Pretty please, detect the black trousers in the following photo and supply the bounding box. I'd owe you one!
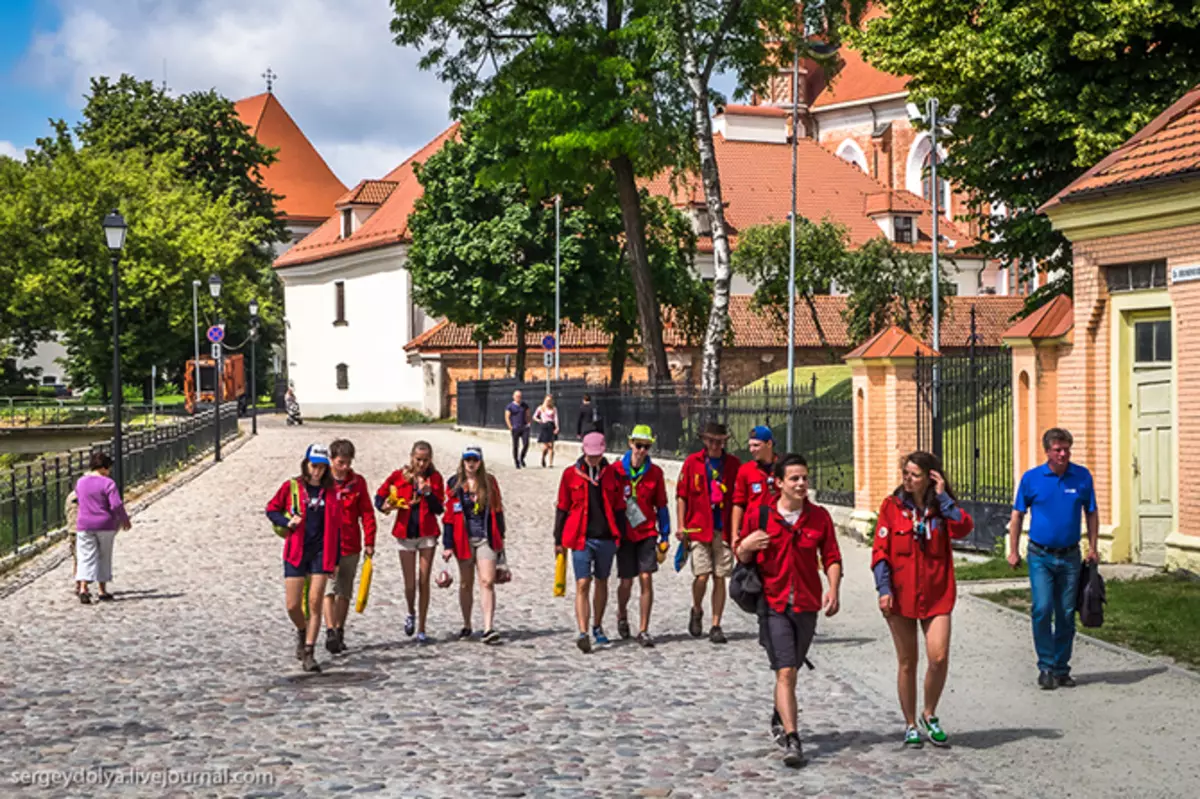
[511,427,530,465]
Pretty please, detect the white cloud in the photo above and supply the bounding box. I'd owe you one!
[0,141,26,161]
[18,0,453,182]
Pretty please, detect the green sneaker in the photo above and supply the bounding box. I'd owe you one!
[903,725,923,748]
[919,715,949,747]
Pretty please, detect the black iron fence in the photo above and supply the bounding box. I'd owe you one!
[0,399,188,429]
[0,403,239,556]
[456,375,855,506]
[916,326,1013,550]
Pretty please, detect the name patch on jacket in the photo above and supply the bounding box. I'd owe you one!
[752,483,763,494]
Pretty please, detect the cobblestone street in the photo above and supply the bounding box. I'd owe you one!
[1,420,1196,798]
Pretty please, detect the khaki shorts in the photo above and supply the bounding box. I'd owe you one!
[395,536,437,552]
[467,537,498,562]
[691,538,733,578]
[327,552,360,598]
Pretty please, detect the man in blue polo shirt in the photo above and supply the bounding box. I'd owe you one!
[1008,427,1099,690]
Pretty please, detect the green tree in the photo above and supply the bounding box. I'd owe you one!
[391,1,691,382]
[838,237,953,344]
[852,0,1200,311]
[731,218,850,361]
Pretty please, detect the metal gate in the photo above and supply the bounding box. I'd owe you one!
[915,312,1013,550]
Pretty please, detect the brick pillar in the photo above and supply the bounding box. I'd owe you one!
[844,327,934,538]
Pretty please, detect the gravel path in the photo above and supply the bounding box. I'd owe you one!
[1,418,1195,798]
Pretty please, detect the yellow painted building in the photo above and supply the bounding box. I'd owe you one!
[1040,85,1200,572]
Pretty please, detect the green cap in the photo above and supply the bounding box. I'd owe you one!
[629,424,656,443]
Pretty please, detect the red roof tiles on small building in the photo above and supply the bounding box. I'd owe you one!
[845,325,937,360]
[337,180,399,207]
[1002,294,1073,340]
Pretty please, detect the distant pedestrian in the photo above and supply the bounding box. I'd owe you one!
[1008,428,1099,690]
[676,421,741,643]
[73,451,131,604]
[735,454,842,768]
[554,431,628,653]
[443,446,506,644]
[265,443,343,673]
[872,451,974,748]
[730,426,780,553]
[611,425,669,647]
[506,390,532,469]
[533,395,560,468]
[323,439,377,655]
[577,394,602,437]
[376,441,445,644]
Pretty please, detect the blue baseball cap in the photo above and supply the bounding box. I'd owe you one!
[306,443,331,465]
[462,447,483,460]
[749,425,773,443]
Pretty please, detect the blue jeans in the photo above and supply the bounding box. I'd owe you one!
[572,539,616,581]
[1027,543,1081,675]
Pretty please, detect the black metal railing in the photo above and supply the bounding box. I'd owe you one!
[0,403,239,556]
[916,309,1014,550]
[456,376,855,506]
[0,399,188,429]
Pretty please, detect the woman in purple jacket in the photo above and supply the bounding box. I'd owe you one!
[74,451,131,603]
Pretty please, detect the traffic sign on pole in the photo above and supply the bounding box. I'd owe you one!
[541,335,555,351]
[206,325,225,344]
[211,342,222,359]
[543,351,554,368]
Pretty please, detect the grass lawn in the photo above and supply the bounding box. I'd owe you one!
[319,407,432,425]
[750,364,851,399]
[956,556,1028,580]
[980,575,1200,670]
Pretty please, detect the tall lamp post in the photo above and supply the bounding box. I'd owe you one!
[209,274,223,462]
[249,299,259,436]
[192,280,202,408]
[102,211,127,495]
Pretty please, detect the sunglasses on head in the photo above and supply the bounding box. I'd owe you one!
[632,442,651,451]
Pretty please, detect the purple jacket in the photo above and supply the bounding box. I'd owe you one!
[74,473,129,531]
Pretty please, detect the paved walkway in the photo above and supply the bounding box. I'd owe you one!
[1,420,1196,798]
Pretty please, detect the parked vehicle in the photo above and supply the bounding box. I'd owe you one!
[183,354,247,415]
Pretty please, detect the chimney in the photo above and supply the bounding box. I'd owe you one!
[713,104,789,144]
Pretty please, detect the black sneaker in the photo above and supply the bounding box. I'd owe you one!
[1038,670,1057,690]
[617,616,632,640]
[458,627,473,640]
[295,629,307,661]
[301,646,321,673]
[482,629,501,645]
[636,631,655,648]
[688,608,703,638]
[709,625,727,645]
[575,633,592,654]
[335,628,348,654]
[782,733,806,768]
[325,628,339,654]
[1055,673,1077,688]
[770,710,786,747]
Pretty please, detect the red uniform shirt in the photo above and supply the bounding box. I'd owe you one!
[609,457,668,543]
[871,494,975,619]
[375,469,445,539]
[676,450,741,544]
[744,501,842,614]
[334,470,377,556]
[732,458,781,536]
[442,475,505,560]
[266,479,343,573]
[555,459,625,550]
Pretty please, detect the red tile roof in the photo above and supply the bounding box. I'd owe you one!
[1043,84,1200,209]
[337,180,399,207]
[1002,294,1073,340]
[405,295,1023,353]
[864,189,925,217]
[810,43,908,110]
[719,103,790,118]
[648,134,975,252]
[845,325,937,359]
[274,123,460,268]
[233,92,348,224]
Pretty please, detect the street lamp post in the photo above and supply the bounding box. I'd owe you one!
[209,274,223,462]
[786,45,800,452]
[192,280,202,408]
[554,194,561,381]
[102,210,127,495]
[249,299,259,436]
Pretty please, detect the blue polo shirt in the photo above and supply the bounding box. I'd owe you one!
[1013,462,1097,549]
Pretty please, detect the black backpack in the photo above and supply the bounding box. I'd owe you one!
[730,505,771,614]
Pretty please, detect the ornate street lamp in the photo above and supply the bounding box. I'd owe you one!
[102,210,127,494]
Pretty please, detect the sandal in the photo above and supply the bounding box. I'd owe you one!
[78,592,92,604]
[97,593,115,602]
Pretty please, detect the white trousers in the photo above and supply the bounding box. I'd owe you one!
[75,530,117,583]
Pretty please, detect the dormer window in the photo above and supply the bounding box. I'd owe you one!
[341,208,353,239]
[894,215,915,244]
[693,204,712,236]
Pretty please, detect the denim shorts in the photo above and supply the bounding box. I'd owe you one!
[572,539,617,581]
[284,546,333,578]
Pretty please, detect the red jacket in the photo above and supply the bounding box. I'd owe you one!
[676,450,741,544]
[609,456,668,543]
[442,474,506,560]
[376,469,445,539]
[743,500,842,614]
[555,458,625,551]
[871,493,975,619]
[334,470,377,555]
[732,458,781,536]
[266,479,343,573]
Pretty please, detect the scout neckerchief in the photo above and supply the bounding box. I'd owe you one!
[899,493,936,552]
[458,475,484,516]
[706,453,728,508]
[621,451,651,502]
[576,457,605,485]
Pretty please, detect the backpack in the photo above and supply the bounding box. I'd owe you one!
[1077,561,1106,628]
[272,479,301,538]
[729,505,771,615]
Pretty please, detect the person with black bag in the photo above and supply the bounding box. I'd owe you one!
[734,454,842,768]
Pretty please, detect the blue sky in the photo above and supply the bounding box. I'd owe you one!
[0,1,73,159]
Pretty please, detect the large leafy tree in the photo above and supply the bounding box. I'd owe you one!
[839,237,954,344]
[391,1,691,383]
[853,0,1200,310]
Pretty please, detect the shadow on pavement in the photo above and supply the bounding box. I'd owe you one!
[111,590,186,602]
[649,630,757,646]
[803,726,1062,755]
[1072,665,1169,685]
[814,636,876,647]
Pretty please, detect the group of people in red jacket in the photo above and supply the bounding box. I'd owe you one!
[266,421,975,771]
